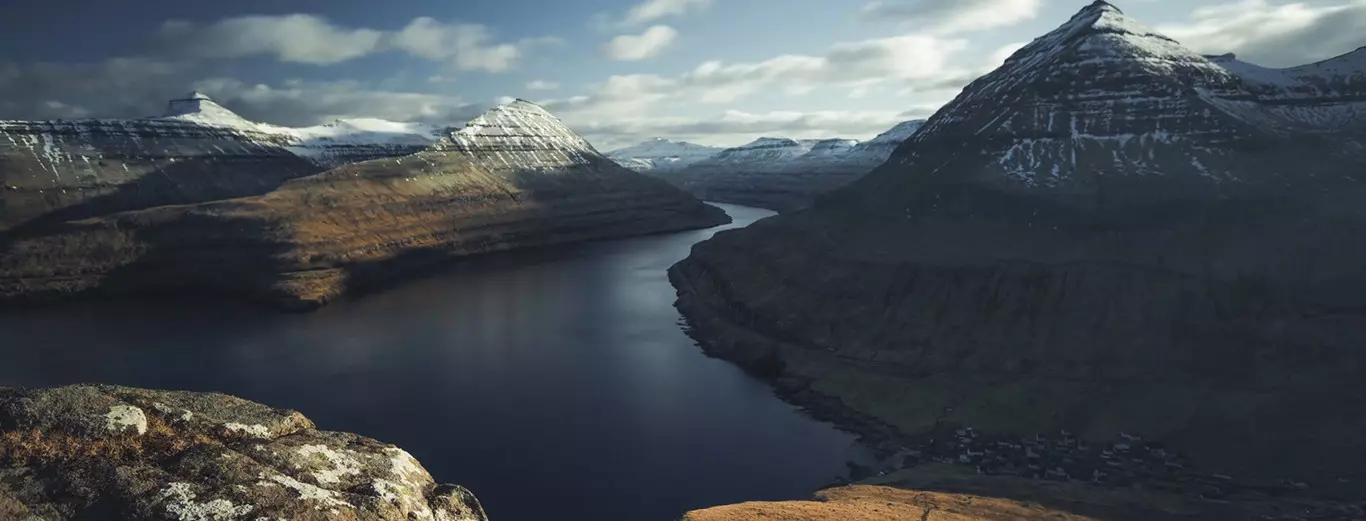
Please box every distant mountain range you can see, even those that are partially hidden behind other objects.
[672,0,1366,506]
[606,119,926,211]
[0,93,726,307]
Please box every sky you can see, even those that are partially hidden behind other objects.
[1,0,1364,150]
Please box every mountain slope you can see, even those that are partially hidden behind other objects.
[606,138,723,172]
[671,0,1366,501]
[0,92,450,232]
[0,99,728,308]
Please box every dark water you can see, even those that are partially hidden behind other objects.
[0,203,871,521]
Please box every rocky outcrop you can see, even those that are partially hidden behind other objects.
[0,384,487,521]
[683,464,1364,520]
[661,122,923,212]
[671,0,1366,498]
[0,99,728,309]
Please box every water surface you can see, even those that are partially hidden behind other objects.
[0,203,870,520]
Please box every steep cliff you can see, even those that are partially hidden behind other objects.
[0,99,728,309]
[0,384,488,521]
[671,0,1366,498]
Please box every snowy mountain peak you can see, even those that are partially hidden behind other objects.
[742,137,801,148]
[443,97,599,169]
[1081,0,1121,15]
[159,92,260,129]
[605,139,724,172]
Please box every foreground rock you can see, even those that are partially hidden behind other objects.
[654,121,922,212]
[672,0,1366,502]
[683,465,1363,521]
[0,384,487,521]
[0,99,728,309]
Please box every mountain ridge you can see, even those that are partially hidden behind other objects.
[0,95,729,308]
[670,0,1366,504]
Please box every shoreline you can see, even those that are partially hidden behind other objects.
[0,207,730,313]
[667,255,1366,515]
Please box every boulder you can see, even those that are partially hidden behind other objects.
[0,385,488,521]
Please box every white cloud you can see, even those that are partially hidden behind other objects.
[159,15,384,65]
[190,77,494,126]
[390,17,558,72]
[859,0,1041,34]
[526,80,560,91]
[1157,0,1366,67]
[155,15,557,72]
[605,25,679,61]
[622,0,712,25]
[545,32,977,148]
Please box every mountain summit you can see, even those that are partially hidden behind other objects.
[671,0,1366,493]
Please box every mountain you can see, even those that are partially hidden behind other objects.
[846,120,924,162]
[0,92,452,232]
[0,98,728,308]
[662,122,924,212]
[671,0,1366,502]
[605,138,724,172]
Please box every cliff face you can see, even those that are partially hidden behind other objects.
[671,0,1366,494]
[0,99,728,309]
[0,385,487,521]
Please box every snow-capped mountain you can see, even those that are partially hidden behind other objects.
[605,138,724,172]
[671,0,1366,488]
[652,120,925,211]
[847,120,924,162]
[160,92,448,167]
[698,137,818,168]
[0,96,727,307]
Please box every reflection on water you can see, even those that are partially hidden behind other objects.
[0,203,871,521]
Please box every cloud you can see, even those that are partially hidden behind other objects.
[158,15,384,65]
[391,17,560,72]
[0,57,187,120]
[546,33,973,118]
[543,32,979,148]
[526,80,560,91]
[605,25,679,61]
[154,14,557,72]
[859,0,1041,34]
[1157,0,1366,67]
[622,0,712,25]
[190,78,497,126]
[0,56,493,127]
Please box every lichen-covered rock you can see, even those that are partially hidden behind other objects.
[0,385,488,521]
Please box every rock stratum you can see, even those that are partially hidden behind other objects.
[672,0,1366,506]
[0,97,728,309]
[0,384,487,521]
[651,121,923,212]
